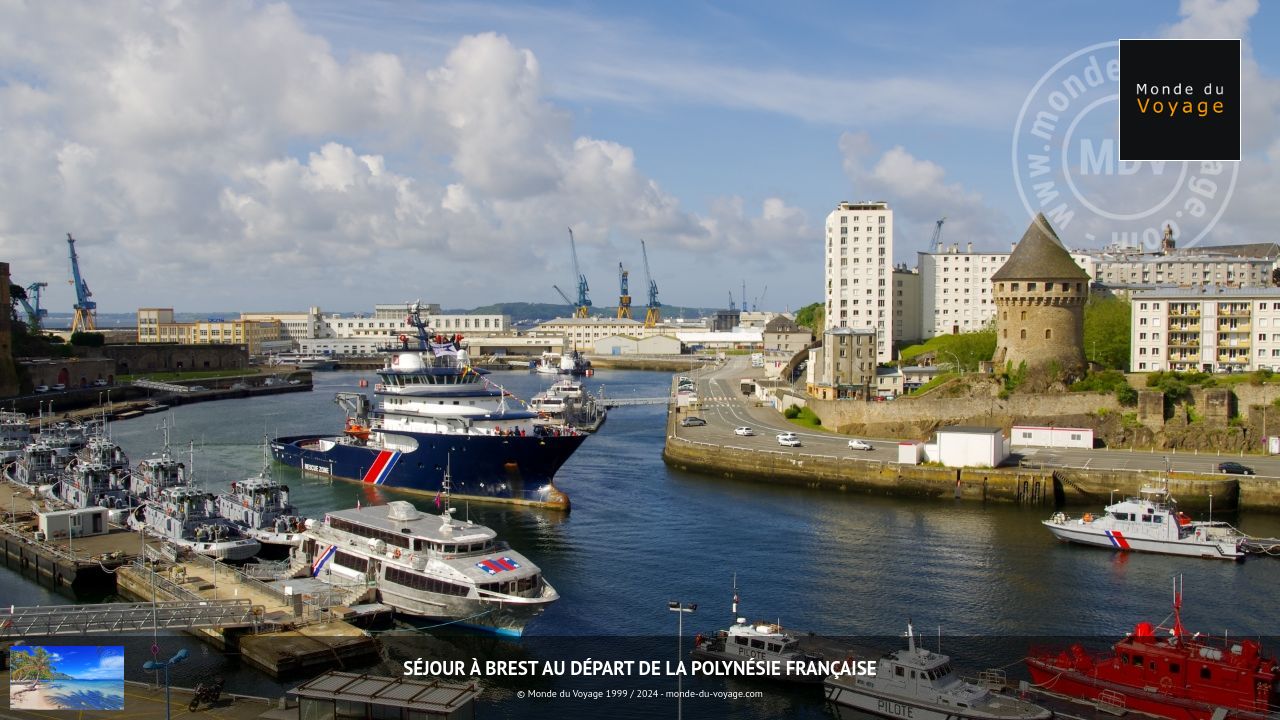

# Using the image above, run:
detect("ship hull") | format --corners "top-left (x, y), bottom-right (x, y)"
top-left (1043, 522), bottom-right (1243, 560)
top-left (270, 432), bottom-right (585, 508)
top-left (1025, 658), bottom-right (1271, 720)
top-left (826, 677), bottom-right (1051, 720)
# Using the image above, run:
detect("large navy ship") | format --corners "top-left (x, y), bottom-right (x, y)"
top-left (271, 303), bottom-right (587, 508)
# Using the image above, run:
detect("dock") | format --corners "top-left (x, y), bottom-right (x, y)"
top-left (114, 551), bottom-right (381, 678)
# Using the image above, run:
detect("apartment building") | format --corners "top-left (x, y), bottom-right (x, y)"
top-left (824, 201), bottom-right (893, 361)
top-left (1129, 287), bottom-right (1280, 373)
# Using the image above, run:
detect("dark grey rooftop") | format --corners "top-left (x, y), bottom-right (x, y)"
top-left (938, 425), bottom-right (1003, 435)
top-left (991, 213), bottom-right (1091, 281)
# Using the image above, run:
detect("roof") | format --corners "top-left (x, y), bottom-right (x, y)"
top-left (291, 672), bottom-right (478, 714)
top-left (764, 316), bottom-right (806, 334)
top-left (1192, 242), bottom-right (1280, 259)
top-left (937, 425), bottom-right (1003, 436)
top-left (824, 326), bottom-right (876, 336)
top-left (1132, 286), bottom-right (1280, 299)
top-left (991, 213), bottom-right (1090, 281)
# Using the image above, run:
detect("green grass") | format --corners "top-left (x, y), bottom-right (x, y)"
top-left (119, 368), bottom-right (264, 383)
top-left (786, 406), bottom-right (825, 430)
top-left (908, 372), bottom-right (956, 397)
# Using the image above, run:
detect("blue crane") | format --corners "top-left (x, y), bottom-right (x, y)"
top-left (67, 233), bottom-right (97, 332)
top-left (13, 282), bottom-right (48, 331)
top-left (640, 240), bottom-right (661, 328)
top-left (552, 285), bottom-right (575, 307)
top-left (616, 263), bottom-right (632, 320)
top-left (567, 228), bottom-right (591, 318)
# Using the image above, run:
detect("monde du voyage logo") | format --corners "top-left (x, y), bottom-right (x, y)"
top-left (1013, 39), bottom-right (1240, 252)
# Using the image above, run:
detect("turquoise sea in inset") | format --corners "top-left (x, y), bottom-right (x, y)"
top-left (10, 679), bottom-right (125, 710)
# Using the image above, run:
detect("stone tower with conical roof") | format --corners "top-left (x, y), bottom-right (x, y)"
top-left (991, 214), bottom-right (1089, 373)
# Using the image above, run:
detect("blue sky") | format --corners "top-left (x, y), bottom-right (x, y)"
top-left (0, 1), bottom-right (1276, 314)
top-left (13, 646), bottom-right (124, 680)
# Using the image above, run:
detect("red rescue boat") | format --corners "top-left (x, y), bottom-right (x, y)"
top-left (1026, 579), bottom-right (1278, 720)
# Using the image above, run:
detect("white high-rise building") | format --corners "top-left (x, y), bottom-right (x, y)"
top-left (825, 201), bottom-right (893, 361)
top-left (918, 243), bottom-right (1096, 339)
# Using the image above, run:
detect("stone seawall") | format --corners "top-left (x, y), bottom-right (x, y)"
top-left (806, 392), bottom-right (1118, 439)
top-left (662, 411), bottom-right (1274, 511)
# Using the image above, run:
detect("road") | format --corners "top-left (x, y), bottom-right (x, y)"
top-left (671, 356), bottom-right (1280, 479)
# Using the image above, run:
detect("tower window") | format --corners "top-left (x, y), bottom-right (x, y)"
top-left (1020, 329), bottom-right (1027, 340)
top-left (1045, 329), bottom-right (1052, 339)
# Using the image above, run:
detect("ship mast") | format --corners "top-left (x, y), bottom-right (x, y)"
top-left (1171, 575), bottom-right (1186, 639)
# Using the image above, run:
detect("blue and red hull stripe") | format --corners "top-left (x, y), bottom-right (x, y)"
top-left (1105, 530), bottom-right (1131, 550)
top-left (361, 450), bottom-right (402, 485)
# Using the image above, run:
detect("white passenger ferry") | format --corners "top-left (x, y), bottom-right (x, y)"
top-left (300, 472), bottom-right (557, 636)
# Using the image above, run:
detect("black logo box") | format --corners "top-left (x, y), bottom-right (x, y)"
top-left (1119, 38), bottom-right (1240, 162)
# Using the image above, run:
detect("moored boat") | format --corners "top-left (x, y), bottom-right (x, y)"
top-left (128, 486), bottom-right (260, 562)
top-left (1043, 484), bottom-right (1246, 560)
top-left (827, 622), bottom-right (1051, 720)
top-left (271, 302), bottom-right (586, 508)
top-left (298, 469), bottom-right (557, 636)
top-left (211, 469), bottom-right (304, 557)
top-left (1025, 579), bottom-right (1279, 720)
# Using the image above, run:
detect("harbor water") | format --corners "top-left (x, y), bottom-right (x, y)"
top-left (6, 369), bottom-right (1280, 719)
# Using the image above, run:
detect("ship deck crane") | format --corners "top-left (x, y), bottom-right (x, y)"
top-left (640, 240), bottom-right (661, 328)
top-left (568, 228), bottom-right (591, 318)
top-left (616, 263), bottom-right (632, 320)
top-left (67, 233), bottom-right (96, 333)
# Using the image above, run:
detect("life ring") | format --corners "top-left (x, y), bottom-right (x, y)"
top-left (1159, 676), bottom-right (1173, 693)
top-left (399, 334), bottom-right (407, 343)
top-left (393, 548), bottom-right (402, 559)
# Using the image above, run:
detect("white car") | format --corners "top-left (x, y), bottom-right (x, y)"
top-left (778, 436), bottom-right (801, 447)
top-left (847, 439), bottom-right (873, 451)
top-left (734, 427), bottom-right (754, 436)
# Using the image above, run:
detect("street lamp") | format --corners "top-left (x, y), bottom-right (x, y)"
top-left (143, 648), bottom-right (188, 720)
top-left (668, 601), bottom-right (697, 720)
top-left (941, 350), bottom-right (964, 375)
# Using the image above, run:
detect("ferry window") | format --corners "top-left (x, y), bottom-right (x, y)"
top-left (1142, 515), bottom-right (1152, 522)
top-left (895, 667), bottom-right (904, 677)
top-left (734, 637), bottom-right (748, 646)
top-left (1132, 655), bottom-right (1143, 666)
top-left (1169, 663), bottom-right (1180, 673)
top-left (1153, 516), bottom-right (1163, 523)
top-left (911, 670), bottom-right (917, 679)
top-left (768, 644), bottom-right (780, 653)
top-left (1200, 666), bottom-right (1211, 679)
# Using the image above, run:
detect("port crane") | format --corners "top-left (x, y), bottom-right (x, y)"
top-left (640, 240), bottom-right (661, 328)
top-left (11, 282), bottom-right (48, 332)
top-left (616, 263), bottom-right (632, 320)
top-left (553, 285), bottom-right (575, 308)
top-left (67, 233), bottom-right (97, 332)
top-left (931, 217), bottom-right (946, 249)
top-left (753, 285), bottom-right (768, 313)
top-left (567, 227), bottom-right (591, 318)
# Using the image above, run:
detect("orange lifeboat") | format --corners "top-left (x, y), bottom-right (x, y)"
top-left (344, 419), bottom-right (371, 442)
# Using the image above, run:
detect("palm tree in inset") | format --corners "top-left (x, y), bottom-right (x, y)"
top-left (11, 646), bottom-right (56, 688)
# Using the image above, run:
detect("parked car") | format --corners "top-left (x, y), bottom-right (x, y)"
top-left (51, 383), bottom-right (66, 391)
top-left (778, 435), bottom-right (802, 447)
top-left (847, 439), bottom-right (873, 451)
top-left (734, 427), bottom-right (755, 436)
top-left (776, 431), bottom-right (797, 442)
top-left (1217, 461), bottom-right (1256, 475)
top-left (92, 379), bottom-right (109, 387)
top-left (680, 416), bottom-right (707, 427)
top-left (34, 385), bottom-right (49, 393)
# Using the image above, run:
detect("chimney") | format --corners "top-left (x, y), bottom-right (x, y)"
top-left (967, 242), bottom-right (973, 253)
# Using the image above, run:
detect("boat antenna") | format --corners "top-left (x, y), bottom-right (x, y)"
top-left (906, 619), bottom-right (916, 654)
top-left (1171, 575), bottom-right (1186, 639)
top-left (732, 573), bottom-right (739, 617)
top-left (938, 625), bottom-right (941, 654)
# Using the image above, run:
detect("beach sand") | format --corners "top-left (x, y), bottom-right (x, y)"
top-left (10, 679), bottom-right (125, 710)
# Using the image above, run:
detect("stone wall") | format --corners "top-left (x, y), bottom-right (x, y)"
top-left (90, 344), bottom-right (248, 374)
top-left (806, 391), bottom-right (1118, 439)
top-left (20, 358), bottom-right (118, 387)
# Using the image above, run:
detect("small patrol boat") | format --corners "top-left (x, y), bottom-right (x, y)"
top-left (211, 468), bottom-right (304, 557)
top-left (128, 486), bottom-right (260, 562)
top-left (826, 622), bottom-right (1051, 720)
top-left (1043, 484), bottom-right (1245, 560)
top-left (691, 582), bottom-right (827, 683)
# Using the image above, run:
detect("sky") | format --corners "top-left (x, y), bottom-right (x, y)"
top-left (13, 646), bottom-right (124, 680)
top-left (0, 0), bottom-right (1277, 315)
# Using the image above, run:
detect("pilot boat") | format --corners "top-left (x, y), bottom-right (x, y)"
top-left (826, 622), bottom-right (1051, 720)
top-left (692, 583), bottom-right (828, 683)
top-left (211, 468), bottom-right (304, 557)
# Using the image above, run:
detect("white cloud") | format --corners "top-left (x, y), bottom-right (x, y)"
top-left (76, 653), bottom-right (124, 680)
top-left (838, 132), bottom-right (1010, 257)
top-left (0, 1), bottom-right (807, 311)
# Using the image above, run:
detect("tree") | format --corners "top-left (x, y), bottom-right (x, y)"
top-left (1083, 295), bottom-right (1131, 370)
top-left (794, 302), bottom-right (824, 332)
top-left (69, 332), bottom-right (105, 347)
top-left (1272, 267), bottom-right (1280, 287)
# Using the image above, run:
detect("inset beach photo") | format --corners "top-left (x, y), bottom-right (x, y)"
top-left (9, 645), bottom-right (125, 711)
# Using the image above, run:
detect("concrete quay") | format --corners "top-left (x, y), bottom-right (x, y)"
top-left (663, 357), bottom-right (1280, 512)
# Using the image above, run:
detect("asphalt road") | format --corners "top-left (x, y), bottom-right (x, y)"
top-left (671, 357), bottom-right (1280, 479)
